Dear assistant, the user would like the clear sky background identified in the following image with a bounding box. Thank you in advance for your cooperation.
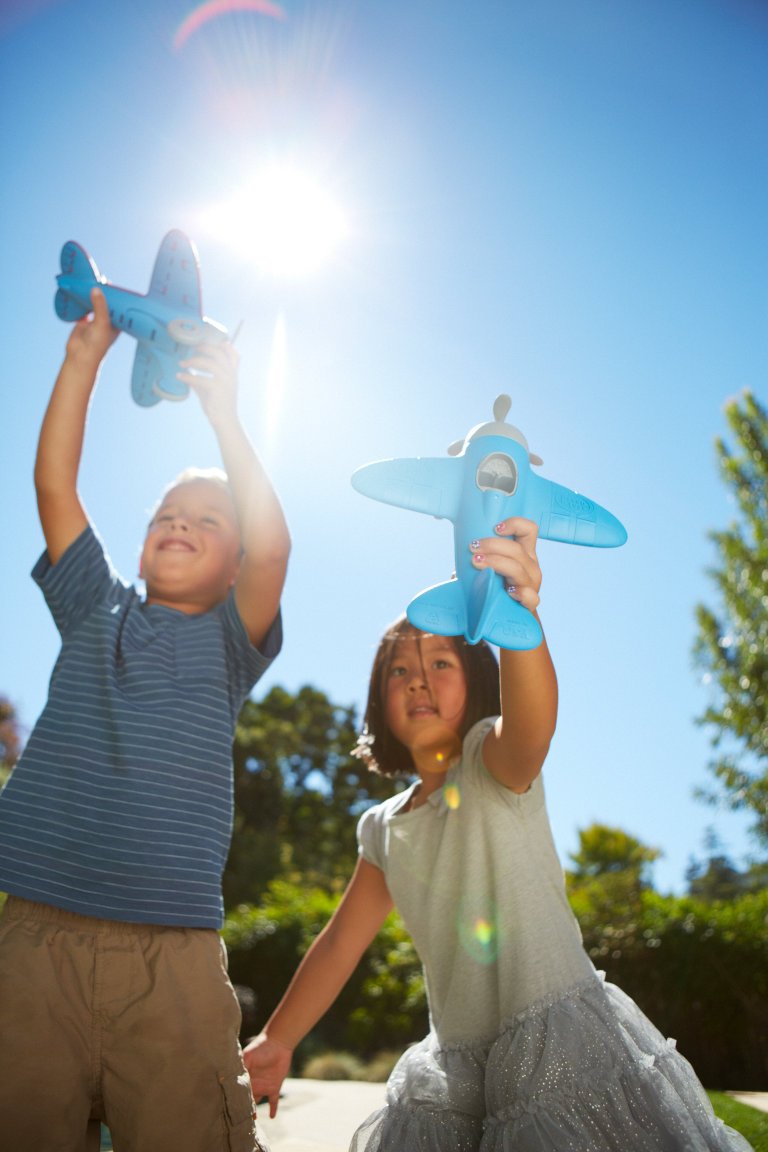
[1,0,765,894]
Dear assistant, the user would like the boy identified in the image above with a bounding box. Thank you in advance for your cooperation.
[0,288,290,1151]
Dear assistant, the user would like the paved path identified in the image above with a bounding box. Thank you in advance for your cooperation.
[258,1084,768,1150]
[258,1078,386,1152]
[727,1092,768,1114]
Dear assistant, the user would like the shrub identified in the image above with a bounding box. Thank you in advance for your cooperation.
[301,1051,366,1080]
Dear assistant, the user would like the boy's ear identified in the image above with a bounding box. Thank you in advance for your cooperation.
[229,554,243,587]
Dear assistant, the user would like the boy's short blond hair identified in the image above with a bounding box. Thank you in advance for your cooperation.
[148,467,232,520]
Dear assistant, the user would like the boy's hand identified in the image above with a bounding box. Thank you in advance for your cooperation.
[470,516,542,613]
[242,1033,293,1118]
[177,341,239,429]
[65,287,119,366]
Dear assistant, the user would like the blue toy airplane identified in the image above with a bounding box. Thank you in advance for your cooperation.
[54,230,229,407]
[351,395,627,650]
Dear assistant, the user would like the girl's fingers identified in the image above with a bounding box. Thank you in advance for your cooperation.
[469,517,542,608]
[494,516,540,554]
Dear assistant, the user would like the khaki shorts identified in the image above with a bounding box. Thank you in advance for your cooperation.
[0,897,269,1152]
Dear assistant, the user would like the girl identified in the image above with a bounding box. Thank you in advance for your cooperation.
[244,519,751,1151]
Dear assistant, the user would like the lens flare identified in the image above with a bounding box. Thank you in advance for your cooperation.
[444,783,461,810]
[474,918,495,947]
[173,0,286,52]
[457,899,500,965]
[411,729,462,777]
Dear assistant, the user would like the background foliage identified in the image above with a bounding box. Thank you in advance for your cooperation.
[693,390,768,844]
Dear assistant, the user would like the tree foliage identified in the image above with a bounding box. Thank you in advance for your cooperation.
[223,880,426,1062]
[224,685,398,907]
[693,390,768,843]
[685,833,768,901]
[567,824,768,1088]
[566,824,660,936]
[0,696,22,788]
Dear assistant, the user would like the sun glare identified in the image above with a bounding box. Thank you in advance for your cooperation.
[200,164,348,277]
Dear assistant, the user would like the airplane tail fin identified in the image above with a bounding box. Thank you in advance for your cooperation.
[54,288,90,322]
[55,241,102,322]
[407,579,468,639]
[406,575,542,650]
[131,346,189,407]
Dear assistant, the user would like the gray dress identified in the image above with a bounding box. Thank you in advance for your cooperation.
[352,719,753,1151]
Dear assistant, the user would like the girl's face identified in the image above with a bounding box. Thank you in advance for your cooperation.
[384,631,467,770]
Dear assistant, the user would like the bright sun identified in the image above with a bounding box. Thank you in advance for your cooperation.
[199,164,348,277]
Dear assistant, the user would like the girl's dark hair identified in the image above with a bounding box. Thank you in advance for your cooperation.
[352,614,501,778]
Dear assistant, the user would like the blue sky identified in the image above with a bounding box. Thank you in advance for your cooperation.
[1,0,766,893]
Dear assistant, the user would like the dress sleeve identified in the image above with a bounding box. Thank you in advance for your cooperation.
[32,527,116,639]
[356,803,386,870]
[458,716,547,814]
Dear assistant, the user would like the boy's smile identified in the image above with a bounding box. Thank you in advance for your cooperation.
[141,478,242,613]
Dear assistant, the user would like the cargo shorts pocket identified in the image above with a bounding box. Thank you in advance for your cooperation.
[220,1070,268,1152]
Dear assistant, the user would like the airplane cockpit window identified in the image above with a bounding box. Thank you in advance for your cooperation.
[476,453,518,495]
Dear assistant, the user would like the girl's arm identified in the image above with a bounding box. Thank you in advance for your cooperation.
[470,516,558,792]
[242,857,394,1116]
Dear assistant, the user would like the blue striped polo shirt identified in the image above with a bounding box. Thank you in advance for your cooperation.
[0,526,281,928]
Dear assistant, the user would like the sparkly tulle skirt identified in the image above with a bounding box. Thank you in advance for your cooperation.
[349,975,753,1152]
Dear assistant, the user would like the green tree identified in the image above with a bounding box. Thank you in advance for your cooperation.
[693,390,768,844]
[566,824,661,959]
[0,696,22,787]
[224,685,397,907]
[685,828,768,901]
[568,823,660,881]
[566,824,767,1086]
[223,880,426,1059]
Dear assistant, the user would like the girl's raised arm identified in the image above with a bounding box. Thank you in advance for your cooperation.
[470,517,558,792]
[243,857,394,1117]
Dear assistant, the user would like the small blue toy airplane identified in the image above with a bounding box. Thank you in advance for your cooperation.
[54,230,228,407]
[351,395,627,650]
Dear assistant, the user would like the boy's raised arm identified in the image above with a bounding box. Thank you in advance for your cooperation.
[35,288,118,565]
[179,342,291,648]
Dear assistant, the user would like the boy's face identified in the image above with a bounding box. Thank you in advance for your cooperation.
[141,479,242,613]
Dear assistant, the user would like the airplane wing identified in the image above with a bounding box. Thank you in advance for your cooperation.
[351,457,464,520]
[406,577,542,650]
[147,230,203,315]
[524,472,627,547]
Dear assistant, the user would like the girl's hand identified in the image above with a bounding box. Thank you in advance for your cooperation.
[242,1032,293,1118]
[177,340,239,429]
[470,516,542,613]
